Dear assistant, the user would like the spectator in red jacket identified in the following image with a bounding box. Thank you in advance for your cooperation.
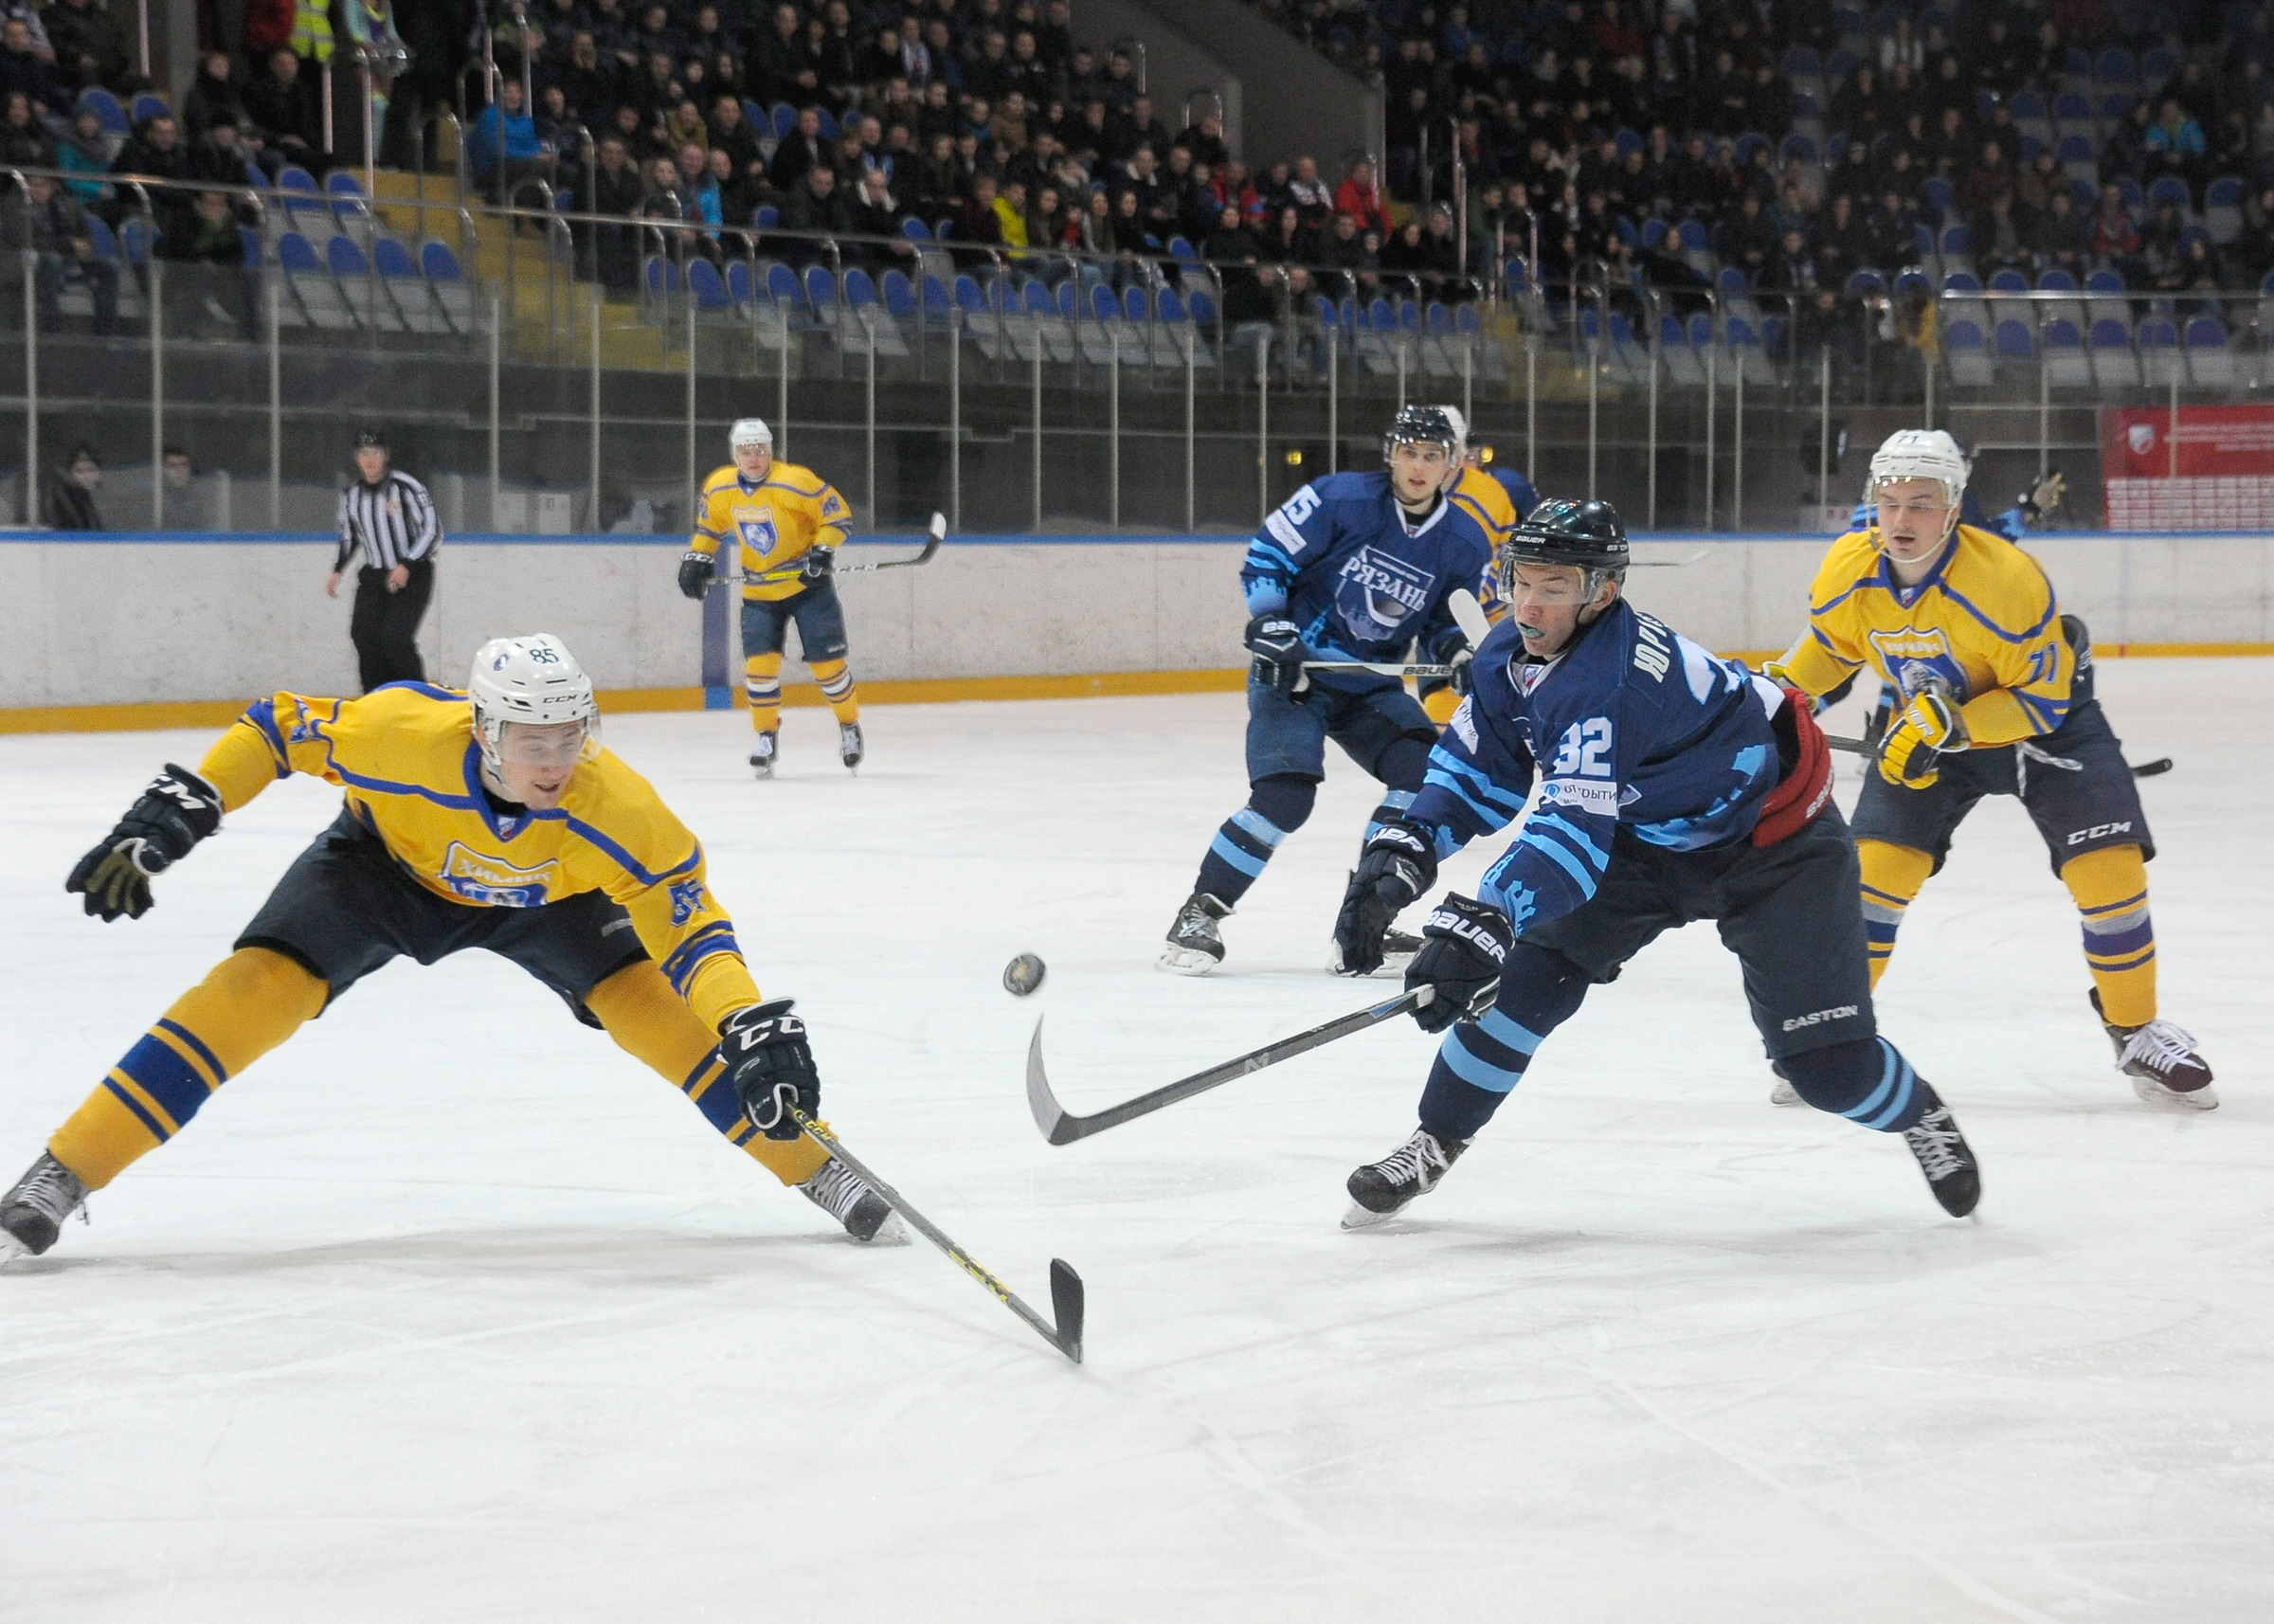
[1333,157,1389,235]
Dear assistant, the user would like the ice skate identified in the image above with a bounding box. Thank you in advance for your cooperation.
[1343,1127,1468,1228]
[2092,990,2216,1110]
[1159,892,1231,974]
[1768,1074,1801,1106]
[0,1152,87,1261]
[798,1154,906,1244]
[838,722,864,772]
[1900,1087,1980,1217]
[749,731,777,779]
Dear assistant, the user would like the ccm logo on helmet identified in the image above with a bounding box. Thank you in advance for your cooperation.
[2066,821,2134,844]
[1781,1003,1859,1032]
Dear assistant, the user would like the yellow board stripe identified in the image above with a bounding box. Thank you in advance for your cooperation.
[105,1068,181,1138]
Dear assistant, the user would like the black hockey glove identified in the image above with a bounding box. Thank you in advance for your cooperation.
[799,548,835,581]
[65,764,223,922]
[1332,821,1438,976]
[1445,647,1476,696]
[677,550,716,600]
[721,999,820,1142]
[1405,893,1511,1035]
[1245,614,1308,694]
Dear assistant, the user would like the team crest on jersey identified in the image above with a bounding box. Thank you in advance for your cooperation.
[1866,627,1967,699]
[668,875,709,925]
[440,843,559,908]
[736,514,779,557]
[1333,547,1434,637]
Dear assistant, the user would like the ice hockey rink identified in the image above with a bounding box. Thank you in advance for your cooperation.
[1,658,2265,1623]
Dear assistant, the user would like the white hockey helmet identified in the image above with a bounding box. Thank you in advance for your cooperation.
[729,417,774,451]
[468,634,601,762]
[1868,428,1968,510]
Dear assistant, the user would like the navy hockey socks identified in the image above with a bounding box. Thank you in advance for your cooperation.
[1195,775,1316,905]
[1417,943,1590,1144]
[1774,1038,1930,1131]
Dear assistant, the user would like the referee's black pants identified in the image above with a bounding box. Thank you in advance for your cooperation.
[350,558,434,692]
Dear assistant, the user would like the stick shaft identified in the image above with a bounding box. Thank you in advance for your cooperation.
[1826,732,2170,778]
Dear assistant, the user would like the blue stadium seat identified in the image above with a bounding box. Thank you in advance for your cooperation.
[688,258,731,310]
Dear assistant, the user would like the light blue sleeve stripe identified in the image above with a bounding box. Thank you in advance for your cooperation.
[1438,1026,1525,1093]
[1427,750,1529,815]
[1207,832,1270,877]
[1533,809,1612,872]
[1422,768,1510,832]
[1474,1005,1545,1055]
[1515,825,1598,896]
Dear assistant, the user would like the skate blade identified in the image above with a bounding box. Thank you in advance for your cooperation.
[1323,951,1416,977]
[2129,1073,2219,1110]
[1768,1079,1802,1107]
[1341,1200,1400,1230]
[855,1209,911,1246]
[0,1230,33,1263]
[1157,946,1220,976]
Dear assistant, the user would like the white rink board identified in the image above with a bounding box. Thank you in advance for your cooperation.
[0,658,2268,1622]
[4,531,2270,709]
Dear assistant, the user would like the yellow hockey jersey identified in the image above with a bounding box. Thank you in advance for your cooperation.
[1455,467,1518,622]
[1776,524,2075,746]
[197,683,764,1029]
[687,461,853,603]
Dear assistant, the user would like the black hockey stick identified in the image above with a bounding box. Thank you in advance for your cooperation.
[729,512,948,586]
[1026,987,1432,1146]
[793,1109,1084,1363]
[1302,660,1459,677]
[1823,733,2174,778]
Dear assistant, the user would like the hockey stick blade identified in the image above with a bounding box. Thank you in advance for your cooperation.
[792,1110,1084,1363]
[1026,986,1430,1146]
[1449,588,1491,651]
[1826,733,2174,778]
[735,514,948,586]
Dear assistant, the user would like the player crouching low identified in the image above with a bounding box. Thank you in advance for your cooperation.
[1333,497,1982,1227]
[1,636,901,1262]
[1764,430,2211,1109]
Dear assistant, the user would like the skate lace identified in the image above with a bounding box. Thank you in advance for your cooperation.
[2122,1019,2201,1078]
[1904,1110,1965,1182]
[1376,1131,1448,1187]
[10,1158,85,1222]
[800,1159,865,1221]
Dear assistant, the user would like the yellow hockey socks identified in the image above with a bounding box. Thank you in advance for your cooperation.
[744,649,784,733]
[1856,840,1935,989]
[2063,843,2157,1028]
[808,657,859,724]
[48,947,327,1190]
[584,964,828,1187]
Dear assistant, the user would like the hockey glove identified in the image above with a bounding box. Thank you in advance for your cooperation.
[1332,821,1438,977]
[1244,614,1309,695]
[720,999,820,1142]
[65,764,223,922]
[799,548,835,581]
[677,550,716,600]
[1405,893,1510,1035]
[1756,658,1826,716]
[1445,647,1476,696]
[1876,679,1968,789]
[2017,469,2066,526]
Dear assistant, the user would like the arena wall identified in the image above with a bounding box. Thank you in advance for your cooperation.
[3,531,2268,728]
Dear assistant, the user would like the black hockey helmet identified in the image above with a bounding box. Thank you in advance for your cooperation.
[1381,404,1460,467]
[1499,496,1630,598]
[354,427,389,451]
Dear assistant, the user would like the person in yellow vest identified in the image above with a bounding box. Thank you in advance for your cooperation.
[1762,428,2213,1110]
[289,0,334,63]
[677,419,863,778]
[0,634,906,1262]
[1419,406,1518,725]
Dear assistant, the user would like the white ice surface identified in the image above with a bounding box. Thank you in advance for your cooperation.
[1,660,2268,1623]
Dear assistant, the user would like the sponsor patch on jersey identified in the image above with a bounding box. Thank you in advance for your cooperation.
[735,515,780,559]
[668,875,710,925]
[440,842,559,908]
[1541,776,1619,815]
[1450,696,1478,749]
[1866,626,1967,699]
[1333,547,1435,638]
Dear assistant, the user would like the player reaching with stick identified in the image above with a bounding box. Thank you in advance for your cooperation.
[1760,429,2211,1108]
[677,418,865,779]
[1333,497,1983,1227]
[1160,406,1496,977]
[1,636,903,1260]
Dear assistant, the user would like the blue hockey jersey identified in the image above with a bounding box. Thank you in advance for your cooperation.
[1243,471,1495,693]
[1408,600,1790,931]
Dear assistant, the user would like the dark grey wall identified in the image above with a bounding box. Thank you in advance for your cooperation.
[1081,0,1380,172]
[1074,0,1243,158]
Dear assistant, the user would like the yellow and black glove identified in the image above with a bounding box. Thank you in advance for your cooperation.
[1876,680,1968,788]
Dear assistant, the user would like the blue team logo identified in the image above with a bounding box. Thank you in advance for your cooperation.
[736,515,779,559]
[1866,627,1969,700]
[440,843,559,908]
[1332,547,1435,639]
[667,875,709,926]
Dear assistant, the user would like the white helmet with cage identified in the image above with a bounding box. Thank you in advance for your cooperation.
[729,417,774,450]
[468,634,601,762]
[1868,428,1969,510]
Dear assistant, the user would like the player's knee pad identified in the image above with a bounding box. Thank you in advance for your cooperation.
[1248,773,1317,835]
[1376,735,1434,791]
[1774,1037,1926,1132]
[1494,941,1592,1034]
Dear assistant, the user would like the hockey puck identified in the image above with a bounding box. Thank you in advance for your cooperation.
[1002,953,1047,997]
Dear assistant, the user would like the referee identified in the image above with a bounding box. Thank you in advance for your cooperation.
[325,430,440,692]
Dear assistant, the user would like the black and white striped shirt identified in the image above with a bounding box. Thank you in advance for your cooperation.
[334,471,441,571]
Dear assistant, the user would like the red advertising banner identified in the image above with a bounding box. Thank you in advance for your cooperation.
[2101,404,2274,530]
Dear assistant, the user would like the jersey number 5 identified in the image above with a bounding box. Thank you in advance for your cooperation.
[1549,717,1614,778]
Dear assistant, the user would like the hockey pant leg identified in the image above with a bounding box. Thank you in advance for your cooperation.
[46,947,329,1191]
[583,962,829,1186]
[1774,1038,1934,1132]
[1416,942,1592,1145]
[2062,843,2157,1027]
[1856,840,1935,989]
[1195,774,1316,906]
